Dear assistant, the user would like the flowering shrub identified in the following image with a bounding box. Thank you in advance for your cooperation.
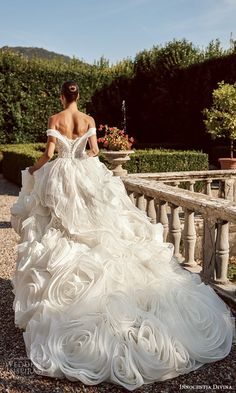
[97,125,134,151]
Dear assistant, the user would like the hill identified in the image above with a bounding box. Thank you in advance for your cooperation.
[1,46,71,62]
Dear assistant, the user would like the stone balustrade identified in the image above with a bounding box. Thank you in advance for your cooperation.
[122,176,236,285]
[127,170,236,201]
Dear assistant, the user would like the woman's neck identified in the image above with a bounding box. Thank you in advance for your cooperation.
[64,101,78,111]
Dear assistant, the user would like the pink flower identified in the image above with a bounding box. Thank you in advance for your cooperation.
[97,124,134,150]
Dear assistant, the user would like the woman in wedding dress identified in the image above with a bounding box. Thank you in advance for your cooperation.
[11,80,235,391]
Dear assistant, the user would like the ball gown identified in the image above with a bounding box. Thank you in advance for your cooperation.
[10,127,235,391]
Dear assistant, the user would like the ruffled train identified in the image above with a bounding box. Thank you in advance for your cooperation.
[11,156,235,391]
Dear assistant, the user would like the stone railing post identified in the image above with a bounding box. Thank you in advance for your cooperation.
[158,200,168,242]
[169,203,182,260]
[224,179,235,201]
[215,219,229,284]
[201,218,216,282]
[189,180,196,192]
[136,193,146,211]
[173,181,180,187]
[233,179,236,202]
[127,191,135,205]
[146,197,157,223]
[219,179,235,201]
[182,209,197,267]
[218,180,224,198]
[205,179,212,196]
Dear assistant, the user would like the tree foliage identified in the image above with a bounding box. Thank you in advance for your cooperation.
[1,38,236,161]
[203,81,236,157]
[0,48,122,143]
[88,39,236,163]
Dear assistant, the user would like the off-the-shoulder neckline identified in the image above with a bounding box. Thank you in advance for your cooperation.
[46,128,96,141]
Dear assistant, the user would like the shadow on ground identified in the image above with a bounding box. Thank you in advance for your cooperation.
[0,176,19,196]
[0,221,12,228]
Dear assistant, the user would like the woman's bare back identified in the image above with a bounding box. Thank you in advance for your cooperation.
[48,109,95,140]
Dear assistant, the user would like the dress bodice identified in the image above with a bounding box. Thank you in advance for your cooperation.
[46,128,97,158]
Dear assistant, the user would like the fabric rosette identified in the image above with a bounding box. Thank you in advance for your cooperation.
[35,314,116,384]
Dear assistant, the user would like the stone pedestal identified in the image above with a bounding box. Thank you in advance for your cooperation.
[103,150,134,176]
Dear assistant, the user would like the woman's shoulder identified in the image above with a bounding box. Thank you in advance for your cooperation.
[77,111,93,121]
[75,112,95,130]
[49,110,65,121]
[82,112,95,128]
[47,111,62,126]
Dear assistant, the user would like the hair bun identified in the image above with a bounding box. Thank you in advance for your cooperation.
[68,85,77,93]
[61,80,79,103]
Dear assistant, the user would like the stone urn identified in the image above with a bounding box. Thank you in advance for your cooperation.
[103,150,134,176]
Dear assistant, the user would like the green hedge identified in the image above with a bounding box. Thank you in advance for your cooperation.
[125,149,208,173]
[1,144,208,186]
[1,143,44,184]
[99,149,208,173]
[2,40,236,154]
[0,49,132,144]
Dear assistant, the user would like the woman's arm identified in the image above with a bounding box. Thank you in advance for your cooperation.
[87,117,99,157]
[28,117,56,175]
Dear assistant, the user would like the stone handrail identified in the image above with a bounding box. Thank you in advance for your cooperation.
[123,178,236,222]
[127,170,236,201]
[127,169,236,181]
[122,176,236,285]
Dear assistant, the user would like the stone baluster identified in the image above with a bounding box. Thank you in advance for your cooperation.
[158,200,168,242]
[204,179,212,196]
[136,193,146,211]
[218,179,235,200]
[189,180,196,192]
[182,209,197,266]
[201,217,216,282]
[169,203,182,260]
[127,191,135,205]
[223,179,235,201]
[146,197,157,223]
[234,179,236,203]
[215,219,229,284]
[154,199,159,220]
[173,181,180,187]
[218,180,224,198]
[134,192,139,207]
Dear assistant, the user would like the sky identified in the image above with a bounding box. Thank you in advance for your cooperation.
[0,0,236,64]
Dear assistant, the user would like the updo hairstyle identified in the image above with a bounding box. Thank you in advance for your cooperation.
[60,80,79,103]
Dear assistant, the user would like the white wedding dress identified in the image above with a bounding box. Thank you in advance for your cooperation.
[11,128,235,391]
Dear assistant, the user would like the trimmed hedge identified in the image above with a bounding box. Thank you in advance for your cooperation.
[2,40,236,153]
[124,149,208,173]
[0,143,208,186]
[0,49,132,144]
[99,149,208,173]
[1,143,44,184]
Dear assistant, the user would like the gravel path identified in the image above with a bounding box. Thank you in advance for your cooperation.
[0,175,235,393]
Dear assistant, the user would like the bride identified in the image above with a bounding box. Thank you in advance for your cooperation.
[11,80,235,391]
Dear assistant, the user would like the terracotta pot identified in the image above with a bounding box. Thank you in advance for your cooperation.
[218,158,236,169]
[103,150,134,176]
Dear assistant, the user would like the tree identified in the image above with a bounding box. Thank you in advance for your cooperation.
[203,81,236,158]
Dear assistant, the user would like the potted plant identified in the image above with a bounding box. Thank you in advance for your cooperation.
[203,81,236,169]
[97,124,135,176]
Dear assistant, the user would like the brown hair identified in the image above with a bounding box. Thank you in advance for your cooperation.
[60,80,79,103]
